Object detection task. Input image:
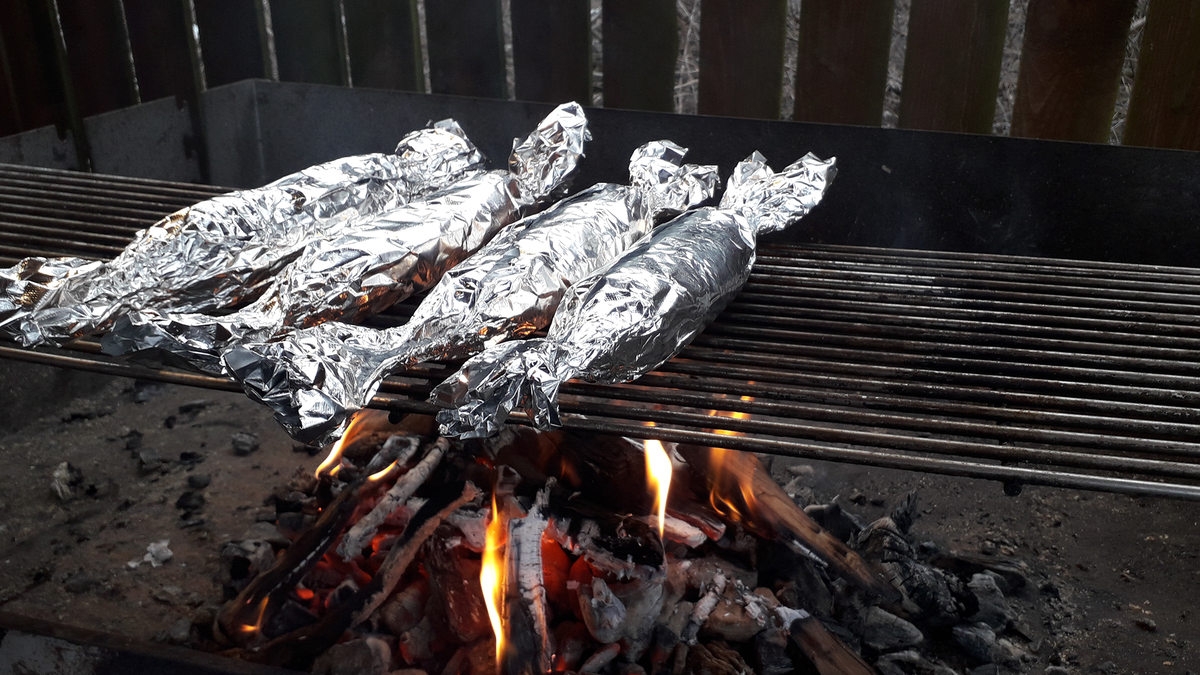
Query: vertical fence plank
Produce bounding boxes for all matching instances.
[793,0,894,126]
[511,0,590,103]
[697,0,786,119]
[343,0,421,92]
[194,0,269,87]
[424,0,506,98]
[898,0,1009,134]
[0,1,67,133]
[123,0,196,102]
[1123,0,1200,150]
[0,28,23,135]
[1012,0,1134,142]
[269,0,347,86]
[602,0,676,112]
[55,0,138,117]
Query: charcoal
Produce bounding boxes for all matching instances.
[754,626,792,675]
[262,599,318,638]
[123,429,143,450]
[875,650,961,675]
[63,572,100,594]
[175,490,205,511]
[177,451,205,465]
[804,502,864,543]
[50,462,83,502]
[860,606,924,653]
[579,577,626,644]
[239,521,289,547]
[186,473,211,489]
[311,637,392,675]
[580,643,621,673]
[155,617,192,645]
[378,577,429,636]
[553,621,591,672]
[967,573,1013,630]
[218,539,273,595]
[397,617,436,664]
[952,622,998,663]
[136,450,169,476]
[231,431,260,456]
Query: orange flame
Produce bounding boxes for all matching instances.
[314,410,389,479]
[239,596,270,635]
[707,446,764,524]
[644,439,672,539]
[481,494,506,668]
[367,460,399,482]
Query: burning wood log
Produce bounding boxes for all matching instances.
[236,481,480,669]
[500,483,554,675]
[215,470,372,644]
[677,444,899,601]
[338,437,448,560]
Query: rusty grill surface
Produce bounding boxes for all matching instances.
[4,163,1200,501]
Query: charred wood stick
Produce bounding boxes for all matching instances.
[503,483,554,675]
[216,473,370,644]
[242,482,479,670]
[777,607,876,675]
[338,437,448,561]
[354,481,481,626]
[678,444,898,601]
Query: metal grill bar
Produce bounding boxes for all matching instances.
[4,164,1200,501]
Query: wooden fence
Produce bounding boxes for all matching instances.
[2,0,1199,175]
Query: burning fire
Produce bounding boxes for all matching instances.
[643,439,672,539]
[239,596,270,635]
[314,409,391,479]
[481,494,507,668]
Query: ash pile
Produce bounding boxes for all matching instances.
[211,411,1047,675]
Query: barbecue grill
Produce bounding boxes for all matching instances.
[5,82,1200,502]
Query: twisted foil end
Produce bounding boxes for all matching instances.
[628,140,719,219]
[223,321,389,446]
[509,102,591,207]
[719,151,836,235]
[432,339,569,439]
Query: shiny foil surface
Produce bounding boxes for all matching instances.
[100,103,591,375]
[224,141,718,445]
[0,121,485,346]
[434,151,836,438]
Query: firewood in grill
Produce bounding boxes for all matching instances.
[678,444,898,602]
[353,482,482,627]
[216,464,384,642]
[239,481,478,669]
[579,576,627,644]
[501,483,554,674]
[552,620,591,671]
[339,437,448,561]
[579,641,621,673]
[426,525,490,643]
[777,606,876,675]
[377,576,430,636]
[687,640,754,675]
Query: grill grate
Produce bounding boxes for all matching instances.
[4,163,1200,500]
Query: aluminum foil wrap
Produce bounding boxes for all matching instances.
[434,151,836,438]
[0,121,485,347]
[224,140,718,445]
[100,102,591,374]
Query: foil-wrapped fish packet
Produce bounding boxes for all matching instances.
[224,140,718,445]
[434,151,836,439]
[101,102,591,374]
[0,121,485,346]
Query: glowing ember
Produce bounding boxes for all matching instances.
[644,439,673,539]
[481,494,506,667]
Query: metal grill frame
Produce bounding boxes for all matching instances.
[5,163,1200,501]
[4,84,1200,501]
